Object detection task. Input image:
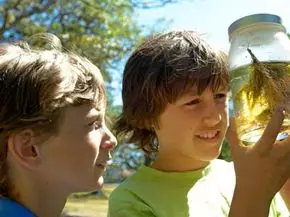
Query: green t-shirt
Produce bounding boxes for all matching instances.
[108,159,288,217]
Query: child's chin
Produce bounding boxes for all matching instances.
[96,176,104,189]
[202,150,222,161]
[94,176,104,190]
[81,176,104,193]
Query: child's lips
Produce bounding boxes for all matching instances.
[96,159,111,169]
[96,164,105,169]
[196,130,221,142]
[197,130,219,138]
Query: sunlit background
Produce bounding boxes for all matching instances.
[0,0,289,216]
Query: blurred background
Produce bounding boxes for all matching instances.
[0,0,289,216]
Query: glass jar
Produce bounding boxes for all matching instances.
[228,13,290,144]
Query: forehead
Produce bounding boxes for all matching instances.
[188,83,229,94]
[62,104,104,121]
[176,82,229,99]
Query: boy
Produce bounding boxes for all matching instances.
[0,33,117,216]
[108,31,290,217]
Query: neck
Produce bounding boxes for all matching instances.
[150,150,210,172]
[10,173,69,217]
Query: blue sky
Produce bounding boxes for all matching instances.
[137,0,290,51]
[112,0,290,105]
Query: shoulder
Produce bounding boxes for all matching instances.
[187,160,235,217]
[108,166,156,216]
[202,159,235,187]
[207,159,235,179]
[210,159,234,170]
[187,160,236,204]
[109,165,150,203]
[108,183,155,217]
[0,197,35,217]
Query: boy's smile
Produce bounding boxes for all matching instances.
[153,86,229,171]
[196,130,221,143]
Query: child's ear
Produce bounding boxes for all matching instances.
[7,129,41,169]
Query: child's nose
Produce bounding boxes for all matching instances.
[101,135,117,150]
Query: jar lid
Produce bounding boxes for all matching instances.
[228,13,283,37]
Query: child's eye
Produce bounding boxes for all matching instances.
[88,121,102,129]
[215,93,227,99]
[185,99,200,106]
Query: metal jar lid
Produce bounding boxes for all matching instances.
[228,13,284,38]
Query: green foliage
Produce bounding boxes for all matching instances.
[219,140,232,162]
[0,0,144,82]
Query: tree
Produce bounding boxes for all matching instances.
[0,0,180,79]
[1,0,136,81]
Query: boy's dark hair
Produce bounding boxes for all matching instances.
[115,31,229,153]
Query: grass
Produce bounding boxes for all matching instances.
[63,183,118,217]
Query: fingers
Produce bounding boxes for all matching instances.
[275,131,290,155]
[256,106,285,152]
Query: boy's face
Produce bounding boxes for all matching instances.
[37,104,117,193]
[155,85,229,166]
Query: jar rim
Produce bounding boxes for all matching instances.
[228,13,284,39]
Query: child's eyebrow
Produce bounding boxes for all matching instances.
[85,114,103,126]
[216,87,230,92]
[214,84,230,92]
